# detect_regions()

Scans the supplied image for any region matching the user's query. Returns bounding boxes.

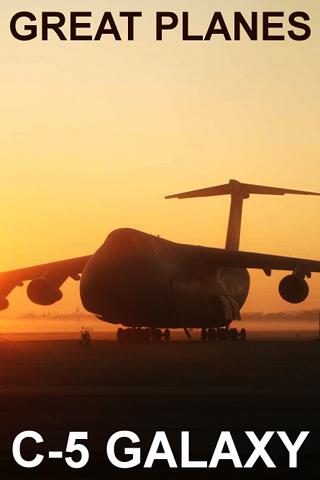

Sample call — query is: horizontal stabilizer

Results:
[165,179,320,251]
[165,179,320,200]
[165,183,230,199]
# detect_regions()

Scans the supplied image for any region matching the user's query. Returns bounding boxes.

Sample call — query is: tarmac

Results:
[0,337,319,479]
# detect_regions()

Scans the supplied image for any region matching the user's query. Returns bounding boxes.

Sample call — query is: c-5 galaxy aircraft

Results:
[1,180,320,342]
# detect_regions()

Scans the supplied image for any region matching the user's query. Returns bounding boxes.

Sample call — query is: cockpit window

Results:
[103,229,167,258]
[106,229,147,248]
[106,230,132,246]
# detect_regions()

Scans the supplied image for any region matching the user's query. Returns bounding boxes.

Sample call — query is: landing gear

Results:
[164,328,171,342]
[150,328,162,343]
[184,328,192,340]
[79,328,91,348]
[229,328,238,341]
[207,328,217,342]
[240,328,247,341]
[116,327,171,344]
[201,327,247,342]
[217,328,229,341]
[201,328,208,341]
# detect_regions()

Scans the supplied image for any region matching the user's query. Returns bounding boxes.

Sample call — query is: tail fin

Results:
[165,179,320,251]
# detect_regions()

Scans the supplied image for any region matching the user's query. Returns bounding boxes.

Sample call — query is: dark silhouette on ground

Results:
[1,180,320,343]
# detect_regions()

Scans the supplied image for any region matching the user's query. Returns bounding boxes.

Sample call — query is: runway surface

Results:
[0,338,319,479]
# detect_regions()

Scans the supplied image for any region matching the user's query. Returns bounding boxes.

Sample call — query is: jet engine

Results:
[0,295,9,311]
[278,275,309,304]
[27,278,63,305]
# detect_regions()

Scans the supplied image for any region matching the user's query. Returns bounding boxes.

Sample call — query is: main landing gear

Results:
[117,327,171,344]
[201,327,247,342]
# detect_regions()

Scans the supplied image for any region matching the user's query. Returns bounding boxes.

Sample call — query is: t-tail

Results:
[166,179,320,251]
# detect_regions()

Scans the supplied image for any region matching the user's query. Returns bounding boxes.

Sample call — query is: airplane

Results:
[1,179,320,343]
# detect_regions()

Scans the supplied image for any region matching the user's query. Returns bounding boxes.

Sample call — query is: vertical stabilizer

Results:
[225,181,248,250]
[165,180,320,251]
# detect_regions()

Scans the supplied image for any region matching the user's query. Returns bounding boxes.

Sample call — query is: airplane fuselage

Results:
[80,229,250,329]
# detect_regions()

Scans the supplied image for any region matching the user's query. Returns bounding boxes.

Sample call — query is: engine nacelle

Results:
[278,275,309,304]
[0,295,9,311]
[27,278,63,306]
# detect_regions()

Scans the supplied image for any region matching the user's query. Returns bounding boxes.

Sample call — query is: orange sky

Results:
[0,1,320,325]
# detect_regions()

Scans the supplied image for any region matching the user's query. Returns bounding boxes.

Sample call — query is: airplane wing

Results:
[1,245,319,310]
[0,255,91,308]
[207,247,320,276]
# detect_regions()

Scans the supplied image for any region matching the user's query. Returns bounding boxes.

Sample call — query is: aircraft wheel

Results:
[207,328,217,342]
[217,328,228,341]
[201,328,208,342]
[164,329,171,342]
[240,328,247,341]
[229,328,238,341]
[150,328,162,343]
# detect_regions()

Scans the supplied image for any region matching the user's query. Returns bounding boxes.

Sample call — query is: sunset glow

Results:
[1,0,319,324]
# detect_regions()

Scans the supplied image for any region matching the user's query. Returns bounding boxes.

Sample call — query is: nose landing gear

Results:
[116,327,171,344]
[201,327,247,342]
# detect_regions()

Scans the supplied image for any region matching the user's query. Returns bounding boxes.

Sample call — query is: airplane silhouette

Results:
[1,180,320,342]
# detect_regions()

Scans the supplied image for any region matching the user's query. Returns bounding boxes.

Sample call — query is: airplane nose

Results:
[80,240,168,324]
